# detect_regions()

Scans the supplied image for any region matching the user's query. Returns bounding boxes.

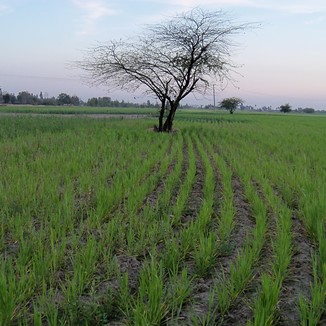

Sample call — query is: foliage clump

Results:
[280,103,292,113]
[219,97,244,114]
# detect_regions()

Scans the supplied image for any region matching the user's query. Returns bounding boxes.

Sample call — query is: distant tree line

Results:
[86,97,160,108]
[1,90,196,109]
[1,91,159,108]
[301,107,315,114]
[1,90,322,113]
[1,91,81,106]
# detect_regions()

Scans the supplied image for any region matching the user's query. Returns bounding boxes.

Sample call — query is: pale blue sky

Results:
[1,0,325,109]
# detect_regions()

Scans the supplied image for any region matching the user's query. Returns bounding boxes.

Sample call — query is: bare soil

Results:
[277,214,315,325]
[222,186,277,325]
[180,143,205,225]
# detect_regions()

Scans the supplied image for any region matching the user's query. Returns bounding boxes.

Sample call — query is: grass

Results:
[0,110,325,324]
[0,105,157,116]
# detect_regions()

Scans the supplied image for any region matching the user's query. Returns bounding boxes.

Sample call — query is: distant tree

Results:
[87,96,127,107]
[97,97,112,107]
[71,95,81,106]
[9,94,17,104]
[57,93,72,105]
[280,103,291,113]
[42,97,57,106]
[3,93,10,104]
[77,8,252,131]
[87,97,98,106]
[219,97,244,114]
[302,107,315,114]
[17,91,38,105]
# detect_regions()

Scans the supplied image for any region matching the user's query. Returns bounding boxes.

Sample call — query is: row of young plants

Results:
[0,113,325,324]
[113,126,283,324]
[0,117,245,324]
[0,118,200,324]
[0,117,174,324]
[115,131,207,324]
[204,114,325,324]
[113,128,268,324]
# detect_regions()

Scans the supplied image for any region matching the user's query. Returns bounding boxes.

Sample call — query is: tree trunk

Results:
[158,100,166,132]
[163,101,178,132]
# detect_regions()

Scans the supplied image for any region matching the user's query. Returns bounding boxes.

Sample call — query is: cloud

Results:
[72,0,116,35]
[162,0,326,14]
[304,16,324,25]
[265,1,326,15]
[160,0,252,10]
[0,3,11,16]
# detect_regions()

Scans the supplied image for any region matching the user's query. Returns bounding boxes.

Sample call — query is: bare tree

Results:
[77,8,251,131]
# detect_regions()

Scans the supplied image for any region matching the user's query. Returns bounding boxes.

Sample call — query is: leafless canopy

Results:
[77,8,251,131]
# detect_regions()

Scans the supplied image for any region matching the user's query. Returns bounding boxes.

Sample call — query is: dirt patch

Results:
[180,143,205,224]
[142,157,177,209]
[206,151,223,223]
[277,214,315,325]
[96,254,142,298]
[168,135,189,208]
[116,255,142,292]
[222,180,276,325]
[219,176,256,273]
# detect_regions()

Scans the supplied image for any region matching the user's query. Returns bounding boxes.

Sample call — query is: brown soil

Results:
[222,208,276,325]
[180,143,205,225]
[219,176,257,273]
[277,214,315,325]
[142,156,177,209]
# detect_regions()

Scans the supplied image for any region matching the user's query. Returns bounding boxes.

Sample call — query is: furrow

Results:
[217,175,256,275]
[277,214,315,324]
[179,141,205,225]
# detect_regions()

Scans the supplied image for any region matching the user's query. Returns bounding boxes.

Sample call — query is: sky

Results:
[0,0,326,109]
